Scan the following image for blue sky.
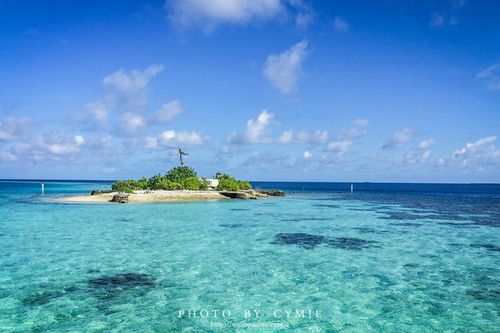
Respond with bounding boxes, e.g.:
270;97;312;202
0;0;499;182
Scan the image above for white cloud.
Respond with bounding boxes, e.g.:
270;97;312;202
10;142;31;155
247;110;273;142
383;128;413;149
85;133;113;151
0;151;17;162
429;0;465;28
327;139;352;153
430;13;445;27
34;132;85;156
229;110;331;147
120;113;146;136
438;136;500;170
102;64;164;94
155;100;183;123
352;118;369;127
101;167;116;174
340;127;367;140
326;121;368;153
74;135;85;146
278;129;328;144
168;0;283;31
303;150;312;159
263;40;309;95
0;117;30;142
290;0;314;28
75;64;164;131
78;101;113;127
477;63;500;91
395;139;434;165
229;110;274;144
418;139;435;150
332;16;349;32
146;130;209;149
167;0;313;32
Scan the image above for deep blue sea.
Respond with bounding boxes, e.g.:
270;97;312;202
0;180;498;332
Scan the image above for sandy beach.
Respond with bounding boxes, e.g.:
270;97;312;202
60;190;230;203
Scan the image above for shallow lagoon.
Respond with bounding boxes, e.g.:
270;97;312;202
0;181;498;332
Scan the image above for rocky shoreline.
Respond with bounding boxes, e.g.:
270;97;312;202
61;189;285;204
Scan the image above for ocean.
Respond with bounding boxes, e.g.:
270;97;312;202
0;180;498;332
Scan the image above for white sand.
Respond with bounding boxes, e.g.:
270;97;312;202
60;190;229;203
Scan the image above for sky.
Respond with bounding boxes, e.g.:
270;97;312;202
0;0;499;183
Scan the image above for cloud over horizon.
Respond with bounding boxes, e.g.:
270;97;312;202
395;139;435;165
0;117;31;142
145;130;209;149
383;128;414;149
437;136;500;170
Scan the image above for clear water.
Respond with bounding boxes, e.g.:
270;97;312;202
0;181;498;332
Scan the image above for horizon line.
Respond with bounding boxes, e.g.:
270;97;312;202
0;179;498;185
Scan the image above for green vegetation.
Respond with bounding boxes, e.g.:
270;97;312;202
216;178;240;191
111;166;251;192
215;172;253;191
214;172;234;180
165;166;197;183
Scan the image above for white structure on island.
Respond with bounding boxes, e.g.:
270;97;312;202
205;178;219;189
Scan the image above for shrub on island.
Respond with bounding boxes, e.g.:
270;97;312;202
111;167;251;192
111;180;133;193
165;166;198;183
214;172;253;191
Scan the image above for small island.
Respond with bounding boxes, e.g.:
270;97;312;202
62;166;284;203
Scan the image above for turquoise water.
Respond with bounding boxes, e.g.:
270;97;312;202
0;181;498;332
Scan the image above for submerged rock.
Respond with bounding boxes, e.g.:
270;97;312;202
111;193;129;203
256;190;285;196
219;191;257;199
91;190;113;195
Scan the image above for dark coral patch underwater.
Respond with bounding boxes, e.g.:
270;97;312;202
469;244;500;252
22;289;65;306
271;233;377;250
89;272;155;289
389;222;424;227
21;272;156;308
281;217;331;222
219;223;245;228
271;233;326;249
352;227;391;234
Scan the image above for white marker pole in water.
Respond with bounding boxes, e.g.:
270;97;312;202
350;183;353;193
41;182;44;195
